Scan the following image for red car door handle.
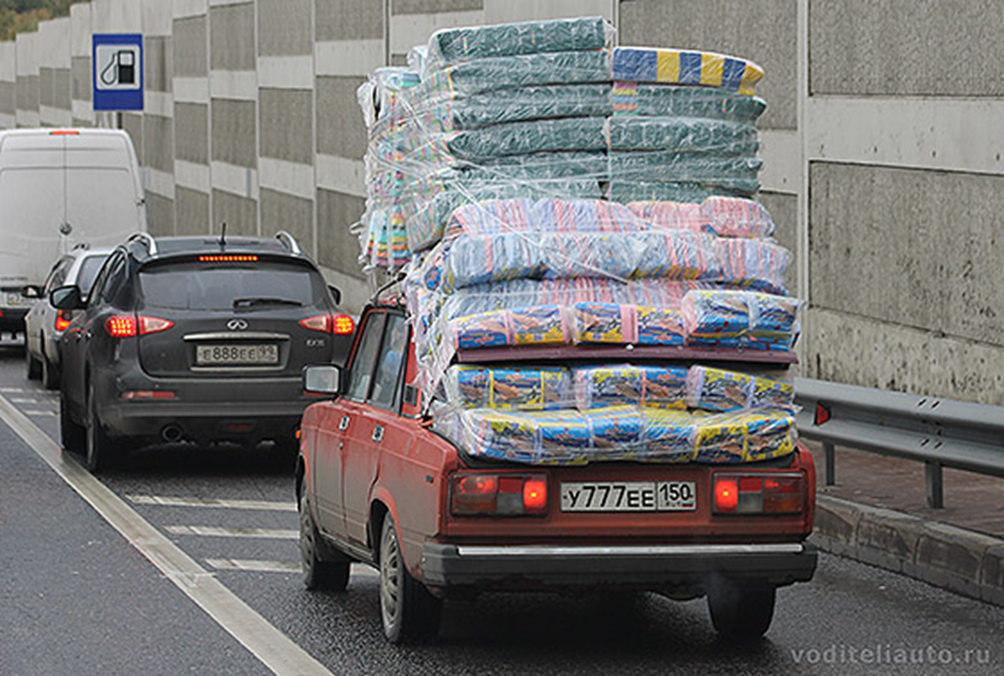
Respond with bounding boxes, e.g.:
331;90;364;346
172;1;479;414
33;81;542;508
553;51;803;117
339;415;349;431
372;425;384;443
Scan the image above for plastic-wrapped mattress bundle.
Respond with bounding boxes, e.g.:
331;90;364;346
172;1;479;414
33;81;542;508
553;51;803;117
438;404;796;465
682;289;801;350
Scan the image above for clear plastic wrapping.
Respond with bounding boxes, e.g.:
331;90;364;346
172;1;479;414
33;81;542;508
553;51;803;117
356;19;803;468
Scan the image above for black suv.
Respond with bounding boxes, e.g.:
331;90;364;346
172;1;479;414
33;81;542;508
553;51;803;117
51;232;355;471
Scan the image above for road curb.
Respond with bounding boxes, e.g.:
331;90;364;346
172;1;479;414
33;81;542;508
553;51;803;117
810;495;1004;607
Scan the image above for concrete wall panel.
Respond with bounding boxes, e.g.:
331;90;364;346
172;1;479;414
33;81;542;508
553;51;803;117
317;0;384;41
54;69;71;110
317;187;366;280
175;186;210;235
71;57;92;102
175;102;209;164
809;162;1004;347
144;114;175;174
145;36;173;93
810;0;1004;97
39;69;56;109
316;76;367;159
122;113;144;164
173;16;208;77
260;88;312;164
260;188;313;247
0;83;14;116
210;3;255;72
259;0;311;56
147;192;176;237
394;0;484;13
212;188;258;236
810;307;1004;406
619;0;797;130
211;98;257;168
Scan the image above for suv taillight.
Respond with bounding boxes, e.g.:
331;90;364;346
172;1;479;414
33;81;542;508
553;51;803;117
713;472;805;515
300;313;355;334
54;310;72;332
105;315;174;338
450;473;548;516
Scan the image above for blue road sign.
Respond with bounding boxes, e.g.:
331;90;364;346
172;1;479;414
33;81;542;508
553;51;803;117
93;34;143;111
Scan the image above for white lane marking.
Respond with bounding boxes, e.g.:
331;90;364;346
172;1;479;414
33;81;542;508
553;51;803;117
11;397;54;403
0;393;334;676
25;409;58;417
208;559;301;574
168;525;298;540
205;560;379;578
128;495;296;512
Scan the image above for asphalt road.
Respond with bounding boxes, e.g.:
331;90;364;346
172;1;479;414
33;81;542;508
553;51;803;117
1;339;1002;676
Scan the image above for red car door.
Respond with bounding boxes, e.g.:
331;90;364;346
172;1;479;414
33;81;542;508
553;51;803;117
314;311;385;539
342;312;409;547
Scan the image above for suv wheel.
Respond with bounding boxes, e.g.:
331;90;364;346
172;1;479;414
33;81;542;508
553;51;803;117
85;383;122;472
299;477;349;591
707;580;776;639
60;388;85;454
379;514;442;643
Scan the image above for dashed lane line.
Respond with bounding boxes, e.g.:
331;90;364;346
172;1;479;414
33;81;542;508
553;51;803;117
0;392;334;676
128;495;297;511
167;525;299;540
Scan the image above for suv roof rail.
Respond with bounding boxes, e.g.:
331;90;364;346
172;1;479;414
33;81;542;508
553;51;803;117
274;231;301;254
127;232;158;255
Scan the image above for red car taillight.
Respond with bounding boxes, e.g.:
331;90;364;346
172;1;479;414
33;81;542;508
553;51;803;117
54;310;72;332
712;472;805;515
105;315;174;338
450;473;548;516
300;313;355;334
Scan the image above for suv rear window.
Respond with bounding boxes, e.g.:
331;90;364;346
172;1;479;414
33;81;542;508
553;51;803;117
138;259;327;311
77;255;109;296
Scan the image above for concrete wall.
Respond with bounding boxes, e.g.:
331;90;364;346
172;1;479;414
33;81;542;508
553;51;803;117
2;0;1001;404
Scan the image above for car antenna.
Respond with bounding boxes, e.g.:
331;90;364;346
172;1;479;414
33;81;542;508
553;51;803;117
219;221;227;248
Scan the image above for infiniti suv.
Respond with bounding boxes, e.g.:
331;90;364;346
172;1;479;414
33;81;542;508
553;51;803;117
51;232;354;471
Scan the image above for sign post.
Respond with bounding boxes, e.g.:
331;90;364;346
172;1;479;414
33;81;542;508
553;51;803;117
92;34;144;111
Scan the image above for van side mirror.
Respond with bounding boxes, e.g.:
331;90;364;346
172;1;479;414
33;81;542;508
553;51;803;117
21;285;43;299
50;285;85;310
303;364;342;395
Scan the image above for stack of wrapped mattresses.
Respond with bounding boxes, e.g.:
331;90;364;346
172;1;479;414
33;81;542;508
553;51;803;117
355;16;802;466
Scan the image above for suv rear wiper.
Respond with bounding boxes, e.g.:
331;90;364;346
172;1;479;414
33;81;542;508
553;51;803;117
232;297;303;308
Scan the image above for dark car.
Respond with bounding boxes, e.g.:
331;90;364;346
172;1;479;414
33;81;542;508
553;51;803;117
52;231;355;471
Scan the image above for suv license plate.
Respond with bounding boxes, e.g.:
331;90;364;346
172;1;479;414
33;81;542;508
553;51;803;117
560;481;697;512
196;344;279;365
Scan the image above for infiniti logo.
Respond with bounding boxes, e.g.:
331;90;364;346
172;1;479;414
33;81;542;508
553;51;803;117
227;319;249;331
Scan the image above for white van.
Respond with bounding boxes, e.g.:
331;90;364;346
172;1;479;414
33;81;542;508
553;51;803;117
0;128;146;336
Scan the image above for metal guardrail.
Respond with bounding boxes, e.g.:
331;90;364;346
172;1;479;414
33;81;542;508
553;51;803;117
794;377;1004;509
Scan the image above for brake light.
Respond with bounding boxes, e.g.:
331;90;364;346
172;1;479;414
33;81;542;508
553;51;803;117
50;130;79;135
121;390;176;400
300;313;356;334
105;315;173;338
333;314;355;335
198;255;258;262
450;473;548;516
54;310;72;332
106;315;137;337
713;473;804;515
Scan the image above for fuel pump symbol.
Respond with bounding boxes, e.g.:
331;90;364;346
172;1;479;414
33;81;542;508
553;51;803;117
100;49;136;86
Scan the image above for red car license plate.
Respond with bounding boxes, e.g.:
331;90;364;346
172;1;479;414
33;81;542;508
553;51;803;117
559;481;697;512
